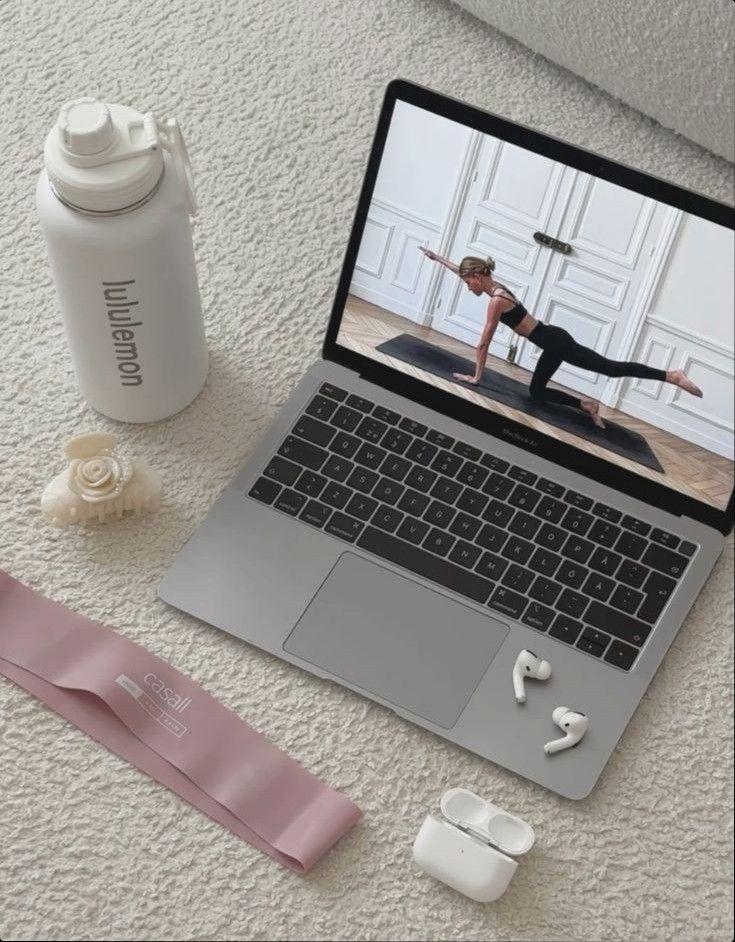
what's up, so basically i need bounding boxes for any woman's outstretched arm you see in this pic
[419,246,459,275]
[453,303,503,385]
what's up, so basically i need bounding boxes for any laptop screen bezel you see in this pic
[322,79,735,536]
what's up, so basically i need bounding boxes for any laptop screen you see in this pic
[334,99,734,512]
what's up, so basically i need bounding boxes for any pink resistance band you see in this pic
[0,570,361,872]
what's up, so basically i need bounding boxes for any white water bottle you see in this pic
[37,97,208,423]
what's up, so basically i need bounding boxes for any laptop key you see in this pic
[399,417,428,437]
[322,482,352,510]
[423,528,456,557]
[535,523,567,552]
[584,602,651,647]
[329,431,361,459]
[536,477,565,497]
[529,576,562,605]
[480,454,510,473]
[396,516,430,545]
[589,546,622,576]
[346,394,374,413]
[322,455,354,482]
[382,428,413,454]
[372,478,404,506]
[325,512,364,543]
[274,488,307,516]
[345,493,378,521]
[292,414,336,448]
[354,443,387,470]
[588,519,621,548]
[356,527,494,604]
[502,564,534,594]
[638,571,676,623]
[508,466,537,485]
[561,508,593,536]
[488,587,527,620]
[534,495,566,523]
[679,540,697,557]
[549,615,583,645]
[508,511,541,541]
[641,543,689,579]
[299,499,331,528]
[561,535,594,564]
[305,394,338,421]
[604,639,638,671]
[476,523,508,553]
[426,429,455,449]
[523,602,555,632]
[398,489,430,517]
[593,502,622,523]
[346,467,379,494]
[457,487,489,516]
[406,439,438,466]
[482,473,514,500]
[556,560,588,589]
[249,476,281,505]
[617,559,648,589]
[501,536,534,565]
[616,531,648,561]
[295,470,328,498]
[582,572,615,602]
[556,589,588,619]
[431,476,462,504]
[483,499,514,528]
[476,552,508,581]
[381,455,412,481]
[529,547,561,578]
[609,585,644,616]
[564,490,594,511]
[373,504,404,533]
[319,382,348,402]
[332,405,362,431]
[448,540,482,569]
[456,461,488,489]
[449,512,482,540]
[405,466,437,493]
[372,405,400,425]
[621,514,651,536]
[649,528,680,550]
[355,416,388,444]
[278,435,328,471]
[424,500,456,528]
[576,628,610,657]
[263,455,301,486]
[453,441,481,461]
[509,484,540,512]
[431,449,463,477]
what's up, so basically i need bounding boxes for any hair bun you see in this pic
[485,257,496,274]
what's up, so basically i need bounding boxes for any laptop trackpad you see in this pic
[283,552,509,729]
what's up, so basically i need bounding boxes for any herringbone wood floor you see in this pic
[338,296,734,509]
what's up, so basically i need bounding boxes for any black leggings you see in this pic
[528,323,667,410]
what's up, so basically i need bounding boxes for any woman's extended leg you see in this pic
[562,339,703,396]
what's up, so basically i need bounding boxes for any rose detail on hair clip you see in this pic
[42,432,161,526]
[68,448,133,503]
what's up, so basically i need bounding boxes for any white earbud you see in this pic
[544,707,589,755]
[512,649,552,704]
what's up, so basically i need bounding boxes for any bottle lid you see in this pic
[44,98,196,215]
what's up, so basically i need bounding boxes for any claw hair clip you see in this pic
[41,433,162,526]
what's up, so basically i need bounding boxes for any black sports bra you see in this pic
[490,286,528,329]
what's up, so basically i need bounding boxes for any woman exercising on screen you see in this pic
[419,248,702,428]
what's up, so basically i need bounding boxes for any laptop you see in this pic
[159,80,734,800]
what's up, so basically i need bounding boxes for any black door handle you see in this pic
[533,231,572,254]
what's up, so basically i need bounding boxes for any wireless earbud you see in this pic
[512,649,552,704]
[544,707,589,755]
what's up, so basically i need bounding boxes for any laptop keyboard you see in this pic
[248,382,699,673]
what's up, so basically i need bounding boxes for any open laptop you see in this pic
[159,80,734,799]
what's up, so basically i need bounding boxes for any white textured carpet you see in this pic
[1,1,733,940]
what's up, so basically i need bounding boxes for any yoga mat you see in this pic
[375,334,665,474]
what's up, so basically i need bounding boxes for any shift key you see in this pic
[584,600,652,647]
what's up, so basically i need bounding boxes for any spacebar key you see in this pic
[357,526,493,604]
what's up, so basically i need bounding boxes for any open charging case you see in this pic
[413,787,535,902]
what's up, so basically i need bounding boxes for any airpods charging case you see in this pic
[413,787,535,902]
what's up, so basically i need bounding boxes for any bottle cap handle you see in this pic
[157,117,197,217]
